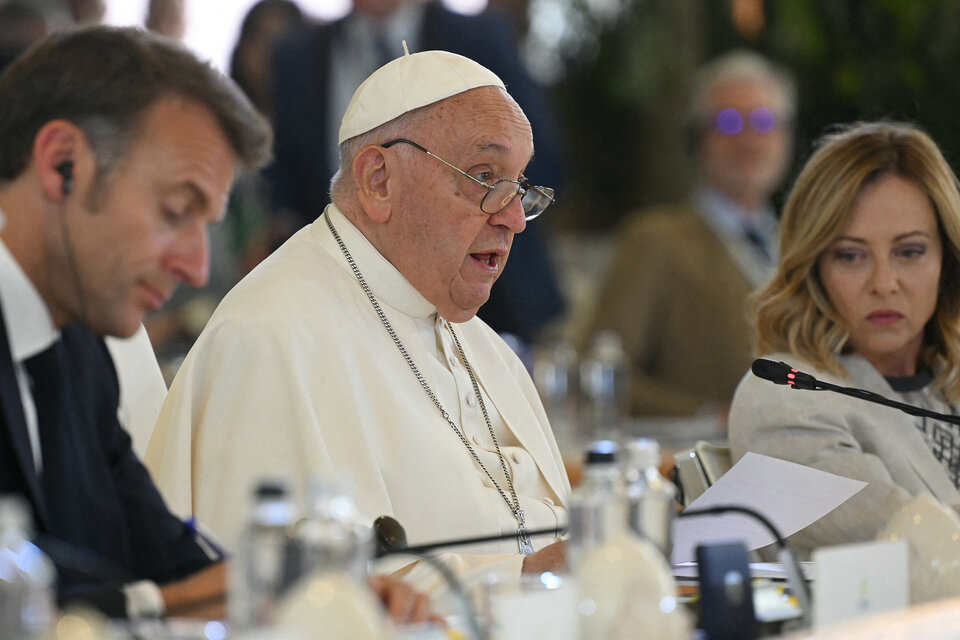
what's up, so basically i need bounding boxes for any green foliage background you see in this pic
[547,0,960,230]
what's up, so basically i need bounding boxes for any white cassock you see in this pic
[145,204,571,594]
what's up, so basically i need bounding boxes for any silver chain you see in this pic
[324,212,528,532]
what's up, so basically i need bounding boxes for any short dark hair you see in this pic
[0,26,272,185]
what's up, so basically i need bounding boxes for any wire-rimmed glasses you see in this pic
[381,138,555,220]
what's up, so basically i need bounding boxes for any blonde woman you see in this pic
[730,121,960,553]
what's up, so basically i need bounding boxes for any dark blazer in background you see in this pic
[268,2,566,342]
[0,316,212,612]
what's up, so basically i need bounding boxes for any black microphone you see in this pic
[373,515,407,556]
[372,516,563,558]
[751,358,817,390]
[372,516,490,640]
[751,358,960,426]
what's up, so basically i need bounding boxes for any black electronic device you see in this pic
[55,161,73,195]
[696,541,757,640]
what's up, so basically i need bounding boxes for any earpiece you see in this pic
[55,161,73,196]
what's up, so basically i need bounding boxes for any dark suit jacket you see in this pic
[0,317,212,613]
[268,2,565,341]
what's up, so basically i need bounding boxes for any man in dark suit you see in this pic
[268,0,566,344]
[0,26,440,626]
[0,26,272,618]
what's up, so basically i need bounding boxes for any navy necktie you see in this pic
[743,223,772,263]
[23,340,78,538]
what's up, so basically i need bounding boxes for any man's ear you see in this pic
[353,145,393,223]
[32,119,88,203]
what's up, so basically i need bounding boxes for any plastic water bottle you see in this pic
[229,480,300,633]
[533,339,580,463]
[624,438,677,557]
[296,477,373,581]
[274,477,384,640]
[566,440,626,571]
[580,331,629,442]
[567,443,690,639]
[0,496,55,639]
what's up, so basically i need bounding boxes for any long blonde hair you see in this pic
[755,121,960,400]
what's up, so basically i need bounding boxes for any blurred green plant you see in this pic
[541,0,960,229]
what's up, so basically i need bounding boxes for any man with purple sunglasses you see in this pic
[585,50,796,420]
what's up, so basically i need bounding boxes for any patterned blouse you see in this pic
[888,369,960,489]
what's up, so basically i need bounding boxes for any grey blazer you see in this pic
[729,352,960,554]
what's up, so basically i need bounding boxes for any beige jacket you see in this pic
[587,203,758,416]
[730,352,960,554]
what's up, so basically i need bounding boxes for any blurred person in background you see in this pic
[230,0,307,120]
[266,0,565,347]
[225,0,309,272]
[63,0,104,24]
[0,1,47,72]
[145,0,186,40]
[585,49,796,419]
[143,0,308,377]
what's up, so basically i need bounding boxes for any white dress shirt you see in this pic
[0,221,59,473]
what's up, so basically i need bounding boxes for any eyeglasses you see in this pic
[380,138,555,220]
[710,106,782,136]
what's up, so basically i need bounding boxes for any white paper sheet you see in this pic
[672,561,815,582]
[670,452,867,563]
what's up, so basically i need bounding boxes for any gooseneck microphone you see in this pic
[373,515,408,556]
[373,516,490,640]
[373,515,563,558]
[750,358,818,390]
[751,358,960,426]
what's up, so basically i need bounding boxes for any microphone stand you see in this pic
[752,358,960,426]
[678,504,811,626]
[375,526,564,559]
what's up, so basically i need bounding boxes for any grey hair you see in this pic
[688,49,797,127]
[329,104,435,205]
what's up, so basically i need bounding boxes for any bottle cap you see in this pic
[626,438,661,468]
[255,480,288,499]
[590,330,625,361]
[585,439,620,464]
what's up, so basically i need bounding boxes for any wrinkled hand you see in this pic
[521,540,566,574]
[368,575,445,626]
